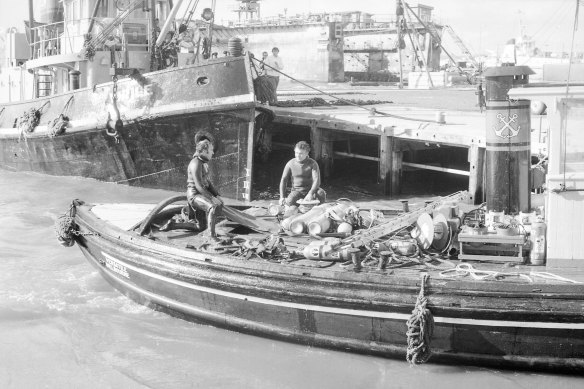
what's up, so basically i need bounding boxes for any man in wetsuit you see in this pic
[187,139,223,239]
[279,141,326,207]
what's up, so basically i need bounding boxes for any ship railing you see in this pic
[30,18,150,60]
[30,21,65,60]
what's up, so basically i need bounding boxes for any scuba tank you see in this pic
[529,216,546,265]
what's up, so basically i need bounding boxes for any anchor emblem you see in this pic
[493,113,520,139]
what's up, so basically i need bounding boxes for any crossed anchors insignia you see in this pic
[493,113,520,139]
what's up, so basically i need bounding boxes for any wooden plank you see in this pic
[458,233,527,244]
[402,161,469,176]
[458,254,525,263]
[333,151,380,162]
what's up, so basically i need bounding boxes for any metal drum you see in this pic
[484,66,534,214]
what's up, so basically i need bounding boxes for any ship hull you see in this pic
[0,56,256,200]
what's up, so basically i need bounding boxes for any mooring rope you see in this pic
[405,273,434,365]
[440,263,582,284]
[114,167,178,184]
[252,57,442,124]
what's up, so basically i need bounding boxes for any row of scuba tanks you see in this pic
[269,199,389,262]
[269,200,366,237]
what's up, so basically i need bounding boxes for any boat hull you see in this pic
[0,56,256,200]
[73,204,584,373]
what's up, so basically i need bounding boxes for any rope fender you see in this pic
[16,101,50,134]
[48,96,74,137]
[405,273,434,365]
[54,200,93,247]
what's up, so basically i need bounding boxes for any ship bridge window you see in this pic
[196,76,209,86]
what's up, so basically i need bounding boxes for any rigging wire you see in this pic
[529,0,572,42]
[515,2,572,66]
[562,0,580,189]
[253,57,443,124]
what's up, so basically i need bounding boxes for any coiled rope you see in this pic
[406,273,434,365]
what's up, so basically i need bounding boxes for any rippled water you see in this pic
[0,170,581,388]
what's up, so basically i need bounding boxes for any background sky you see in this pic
[0,0,582,55]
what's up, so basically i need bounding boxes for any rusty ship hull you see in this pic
[0,56,257,200]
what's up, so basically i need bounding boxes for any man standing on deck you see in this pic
[279,141,326,208]
[187,139,223,240]
[264,47,284,89]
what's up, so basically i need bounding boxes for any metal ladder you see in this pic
[36,70,53,97]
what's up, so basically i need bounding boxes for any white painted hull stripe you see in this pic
[101,252,584,330]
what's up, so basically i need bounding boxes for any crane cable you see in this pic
[253,57,444,124]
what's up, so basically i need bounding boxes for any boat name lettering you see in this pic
[116,84,154,103]
[103,253,130,278]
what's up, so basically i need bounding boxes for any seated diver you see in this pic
[187,139,223,240]
[279,141,326,209]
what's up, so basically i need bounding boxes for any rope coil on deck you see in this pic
[406,273,434,365]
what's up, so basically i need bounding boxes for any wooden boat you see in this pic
[61,193,584,374]
[0,0,258,200]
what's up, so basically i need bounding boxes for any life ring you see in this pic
[531,100,547,115]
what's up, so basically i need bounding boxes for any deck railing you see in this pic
[30,17,150,60]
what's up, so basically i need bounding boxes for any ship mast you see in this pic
[28,0,35,59]
[395,0,404,89]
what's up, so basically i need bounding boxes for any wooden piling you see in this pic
[379,127,401,196]
[468,144,485,205]
[311,124,333,181]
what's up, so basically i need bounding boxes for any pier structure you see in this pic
[266,103,548,204]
